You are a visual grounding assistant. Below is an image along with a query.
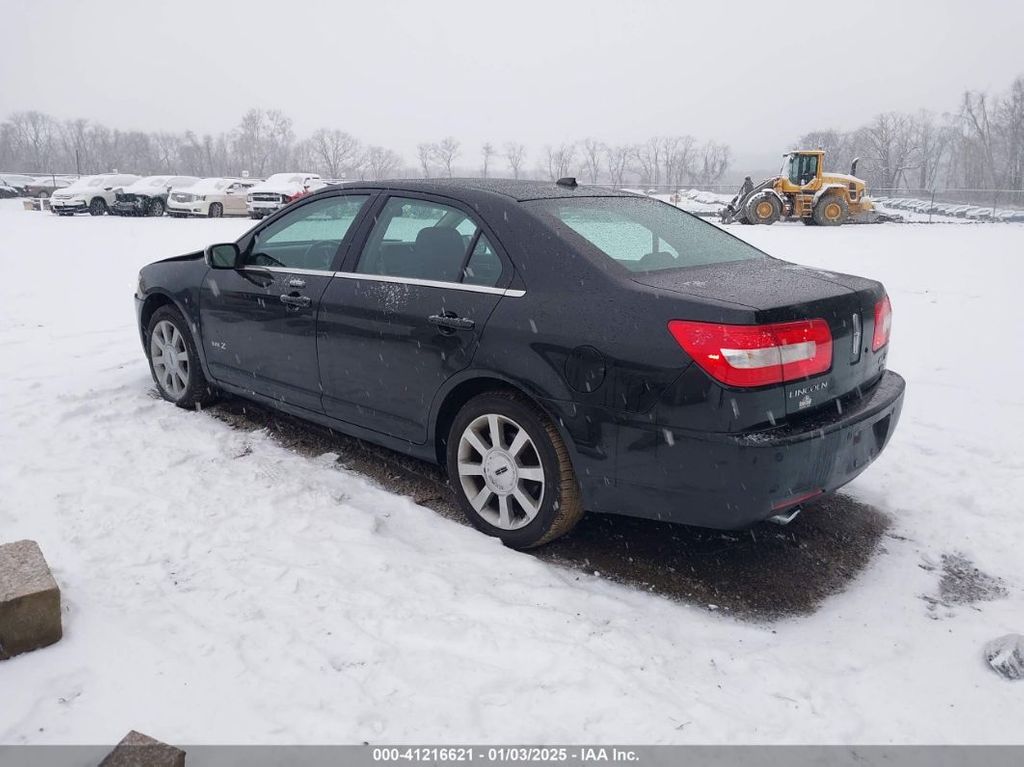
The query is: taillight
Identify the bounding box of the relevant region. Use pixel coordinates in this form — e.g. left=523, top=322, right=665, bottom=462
left=668, top=319, right=833, bottom=388
left=872, top=295, right=891, bottom=351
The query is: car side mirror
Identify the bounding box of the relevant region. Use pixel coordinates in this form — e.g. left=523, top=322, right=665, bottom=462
left=206, top=243, right=241, bottom=269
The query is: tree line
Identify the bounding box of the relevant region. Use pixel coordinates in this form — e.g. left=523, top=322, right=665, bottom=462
left=796, top=74, right=1024, bottom=192
left=0, top=107, right=733, bottom=187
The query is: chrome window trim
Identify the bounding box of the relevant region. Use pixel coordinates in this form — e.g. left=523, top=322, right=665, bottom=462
left=241, top=266, right=525, bottom=297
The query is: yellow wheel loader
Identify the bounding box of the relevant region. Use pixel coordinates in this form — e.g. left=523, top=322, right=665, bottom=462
left=721, top=150, right=893, bottom=226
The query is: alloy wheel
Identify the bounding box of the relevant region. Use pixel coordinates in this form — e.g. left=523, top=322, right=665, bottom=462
left=457, top=413, right=546, bottom=530
left=150, top=319, right=190, bottom=399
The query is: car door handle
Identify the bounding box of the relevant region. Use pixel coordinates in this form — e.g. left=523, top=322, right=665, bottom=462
left=280, top=294, right=311, bottom=308
left=428, top=314, right=475, bottom=331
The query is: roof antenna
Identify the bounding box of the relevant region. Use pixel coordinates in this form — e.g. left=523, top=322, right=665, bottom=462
left=556, top=177, right=578, bottom=188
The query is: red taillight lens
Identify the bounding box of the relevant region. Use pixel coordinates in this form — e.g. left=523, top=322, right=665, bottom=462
left=668, top=319, right=833, bottom=388
left=872, top=295, right=892, bottom=351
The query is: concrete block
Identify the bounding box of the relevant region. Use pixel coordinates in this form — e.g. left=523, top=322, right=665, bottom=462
left=99, top=731, right=186, bottom=767
left=0, top=540, right=62, bottom=660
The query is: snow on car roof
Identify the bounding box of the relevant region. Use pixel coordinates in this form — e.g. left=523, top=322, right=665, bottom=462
left=187, top=177, right=249, bottom=192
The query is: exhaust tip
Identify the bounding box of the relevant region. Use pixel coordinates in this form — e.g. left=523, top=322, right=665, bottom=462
left=768, top=507, right=802, bottom=526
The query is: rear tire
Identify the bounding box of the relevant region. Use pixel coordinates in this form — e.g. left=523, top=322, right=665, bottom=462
left=209, top=202, right=223, bottom=218
left=148, top=198, right=165, bottom=217
left=813, top=194, right=849, bottom=226
left=146, top=306, right=218, bottom=410
left=447, top=391, right=584, bottom=549
left=745, top=193, right=781, bottom=225
left=88, top=197, right=107, bottom=216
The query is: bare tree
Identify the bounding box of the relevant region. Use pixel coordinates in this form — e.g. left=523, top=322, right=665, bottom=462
left=658, top=135, right=697, bottom=189
left=960, top=90, right=999, bottom=188
left=693, top=141, right=732, bottom=185
left=364, top=146, right=401, bottom=180
left=996, top=76, right=1024, bottom=191
left=504, top=142, right=526, bottom=179
left=630, top=139, right=662, bottom=186
left=417, top=143, right=435, bottom=178
left=308, top=128, right=363, bottom=179
left=605, top=144, right=630, bottom=187
left=480, top=142, right=496, bottom=178
left=581, top=138, right=604, bottom=183
left=543, top=143, right=577, bottom=180
left=232, top=108, right=294, bottom=176
left=434, top=137, right=460, bottom=177
left=855, top=112, right=919, bottom=190
left=7, top=111, right=56, bottom=171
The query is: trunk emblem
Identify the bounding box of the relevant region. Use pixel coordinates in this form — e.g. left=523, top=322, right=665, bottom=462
left=851, top=312, right=863, bottom=363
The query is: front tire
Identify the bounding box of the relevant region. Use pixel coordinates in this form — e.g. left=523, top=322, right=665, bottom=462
left=146, top=306, right=217, bottom=409
left=148, top=198, right=165, bottom=217
left=745, top=193, right=781, bottom=225
left=209, top=202, right=223, bottom=218
left=447, top=391, right=584, bottom=549
left=813, top=194, right=849, bottom=226
left=88, top=197, right=107, bottom=216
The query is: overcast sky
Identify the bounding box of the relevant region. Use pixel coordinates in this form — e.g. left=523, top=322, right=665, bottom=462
left=3, top=0, right=1022, bottom=170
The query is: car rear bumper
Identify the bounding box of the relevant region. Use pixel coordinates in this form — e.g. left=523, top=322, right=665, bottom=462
left=594, top=370, right=905, bottom=529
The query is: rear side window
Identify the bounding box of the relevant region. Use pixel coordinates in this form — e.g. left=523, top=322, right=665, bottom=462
left=462, top=235, right=502, bottom=286
left=525, top=197, right=761, bottom=272
left=357, top=197, right=487, bottom=284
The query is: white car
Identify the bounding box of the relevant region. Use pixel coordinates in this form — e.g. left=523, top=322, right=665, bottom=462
left=246, top=173, right=325, bottom=219
left=111, top=175, right=200, bottom=216
left=50, top=173, right=141, bottom=215
left=166, top=177, right=258, bottom=218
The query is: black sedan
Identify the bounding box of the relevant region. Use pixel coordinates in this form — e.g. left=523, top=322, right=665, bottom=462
left=135, top=179, right=905, bottom=548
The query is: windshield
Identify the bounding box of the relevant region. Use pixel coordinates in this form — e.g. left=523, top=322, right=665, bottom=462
left=267, top=174, right=305, bottom=184
left=191, top=178, right=230, bottom=193
left=140, top=176, right=169, bottom=187
left=524, top=196, right=761, bottom=273
left=65, top=177, right=107, bottom=190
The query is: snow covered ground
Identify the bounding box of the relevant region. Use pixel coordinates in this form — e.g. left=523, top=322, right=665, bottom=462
left=1, top=201, right=1022, bottom=745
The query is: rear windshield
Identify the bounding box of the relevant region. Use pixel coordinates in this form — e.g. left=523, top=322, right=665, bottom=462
left=525, top=196, right=761, bottom=272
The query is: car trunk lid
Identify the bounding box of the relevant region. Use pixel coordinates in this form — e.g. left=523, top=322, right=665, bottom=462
left=639, top=257, right=888, bottom=419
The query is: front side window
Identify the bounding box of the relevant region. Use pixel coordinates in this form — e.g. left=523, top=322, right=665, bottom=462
left=246, top=195, right=369, bottom=271
left=356, top=197, right=485, bottom=283
left=525, top=197, right=761, bottom=273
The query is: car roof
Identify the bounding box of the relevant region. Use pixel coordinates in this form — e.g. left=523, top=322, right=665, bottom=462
left=329, top=178, right=637, bottom=203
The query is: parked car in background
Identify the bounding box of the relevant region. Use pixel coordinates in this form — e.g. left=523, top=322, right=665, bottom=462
left=112, top=175, right=200, bottom=216
left=134, top=179, right=904, bottom=549
left=245, top=173, right=324, bottom=219
left=964, top=206, right=995, bottom=221
left=24, top=175, right=77, bottom=198
left=50, top=173, right=140, bottom=215
left=0, top=182, right=19, bottom=198
left=0, top=174, right=36, bottom=196
left=167, top=177, right=257, bottom=218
